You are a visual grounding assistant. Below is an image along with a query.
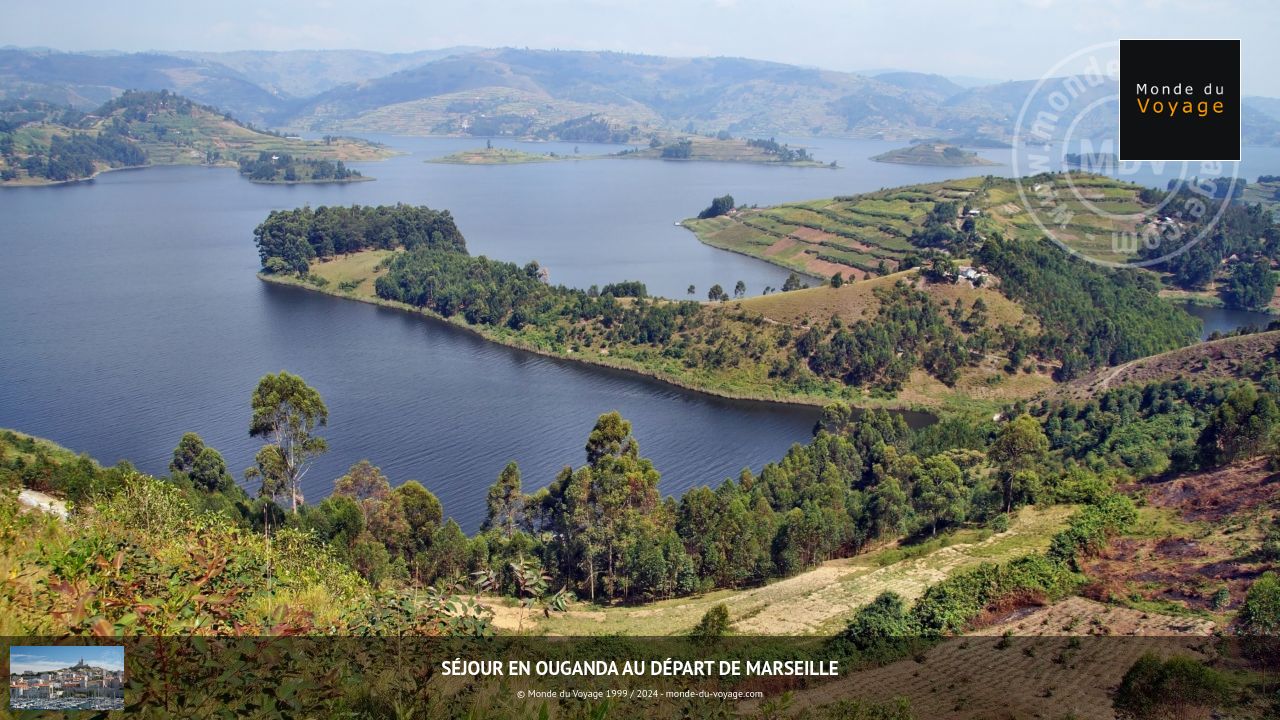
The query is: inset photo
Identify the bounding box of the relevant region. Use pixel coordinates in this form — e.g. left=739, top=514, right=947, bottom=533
left=8, top=645, right=125, bottom=711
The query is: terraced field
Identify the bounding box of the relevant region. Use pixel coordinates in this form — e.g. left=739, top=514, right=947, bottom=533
left=683, top=174, right=1152, bottom=277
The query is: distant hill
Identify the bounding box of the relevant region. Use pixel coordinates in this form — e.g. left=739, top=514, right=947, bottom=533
left=0, top=90, right=389, bottom=185
left=170, top=48, right=481, bottom=98
left=0, top=48, right=288, bottom=125
left=872, top=71, right=965, bottom=100
left=284, top=48, right=940, bottom=139
left=2, top=47, right=1279, bottom=146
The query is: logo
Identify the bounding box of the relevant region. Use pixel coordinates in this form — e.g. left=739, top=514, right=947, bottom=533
left=1011, top=41, right=1240, bottom=268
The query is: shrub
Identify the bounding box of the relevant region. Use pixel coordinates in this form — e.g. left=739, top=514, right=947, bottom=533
left=690, top=603, right=731, bottom=644
left=1114, top=654, right=1233, bottom=719
left=1047, top=494, right=1137, bottom=568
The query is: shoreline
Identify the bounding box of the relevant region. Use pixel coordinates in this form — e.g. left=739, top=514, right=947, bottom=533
left=0, top=162, right=151, bottom=188
left=258, top=271, right=938, bottom=418
left=245, top=174, right=376, bottom=185
left=678, top=220, right=826, bottom=282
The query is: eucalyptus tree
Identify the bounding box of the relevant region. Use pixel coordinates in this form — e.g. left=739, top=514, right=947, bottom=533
left=246, top=371, right=328, bottom=512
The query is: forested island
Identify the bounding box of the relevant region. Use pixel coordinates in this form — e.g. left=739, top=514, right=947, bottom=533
left=426, top=146, right=568, bottom=164
left=617, top=134, right=833, bottom=167
left=237, top=151, right=369, bottom=183
left=870, top=143, right=997, bottom=167
left=1063, top=151, right=1118, bottom=170
left=0, top=91, right=391, bottom=186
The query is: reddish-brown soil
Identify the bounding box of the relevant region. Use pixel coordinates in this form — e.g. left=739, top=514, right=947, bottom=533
left=1082, top=458, right=1279, bottom=613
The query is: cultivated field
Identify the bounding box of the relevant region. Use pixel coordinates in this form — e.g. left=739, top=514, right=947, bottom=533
left=684, top=175, right=1151, bottom=277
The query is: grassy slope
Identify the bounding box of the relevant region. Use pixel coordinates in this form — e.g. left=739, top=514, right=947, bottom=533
left=1052, top=329, right=1280, bottom=402
left=738, top=268, right=1055, bottom=412
left=0, top=429, right=86, bottom=467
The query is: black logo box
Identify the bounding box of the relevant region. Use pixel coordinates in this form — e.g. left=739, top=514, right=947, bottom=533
left=1119, top=39, right=1240, bottom=162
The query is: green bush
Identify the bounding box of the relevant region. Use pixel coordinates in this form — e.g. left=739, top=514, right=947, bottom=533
left=1114, top=654, right=1233, bottom=719
left=1047, top=494, right=1137, bottom=568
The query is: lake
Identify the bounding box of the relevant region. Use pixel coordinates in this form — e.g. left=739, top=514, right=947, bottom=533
left=1, top=136, right=1275, bottom=529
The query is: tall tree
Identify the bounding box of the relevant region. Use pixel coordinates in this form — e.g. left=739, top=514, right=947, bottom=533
left=483, top=461, right=524, bottom=537
left=989, top=414, right=1049, bottom=512
left=247, top=371, right=328, bottom=512
left=913, top=455, right=966, bottom=535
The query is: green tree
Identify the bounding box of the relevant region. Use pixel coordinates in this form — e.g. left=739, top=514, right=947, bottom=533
left=697, top=194, right=734, bottom=219
left=1197, top=384, right=1280, bottom=467
left=189, top=447, right=233, bottom=493
left=912, top=455, right=966, bottom=535
left=830, top=272, right=844, bottom=288
left=868, top=475, right=911, bottom=539
left=483, top=461, right=524, bottom=537
left=247, top=371, right=328, bottom=512
left=169, top=432, right=206, bottom=475
left=1223, top=258, right=1276, bottom=310
left=1236, top=571, right=1280, bottom=660
left=334, top=460, right=412, bottom=558
left=989, top=415, right=1049, bottom=512
left=689, top=603, right=731, bottom=644
left=545, top=412, right=663, bottom=601
left=835, top=591, right=916, bottom=657
left=733, top=280, right=746, bottom=298
left=707, top=284, right=727, bottom=302
left=782, top=272, right=806, bottom=292
left=396, top=480, right=443, bottom=551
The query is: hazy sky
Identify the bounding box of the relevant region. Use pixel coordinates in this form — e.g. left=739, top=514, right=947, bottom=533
left=5, top=0, right=1278, bottom=94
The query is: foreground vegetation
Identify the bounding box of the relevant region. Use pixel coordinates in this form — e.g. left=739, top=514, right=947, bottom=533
left=6, top=332, right=1280, bottom=715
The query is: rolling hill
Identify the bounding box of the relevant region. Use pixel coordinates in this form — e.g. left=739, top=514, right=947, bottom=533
left=0, top=90, right=390, bottom=185
left=2, top=47, right=1280, bottom=145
